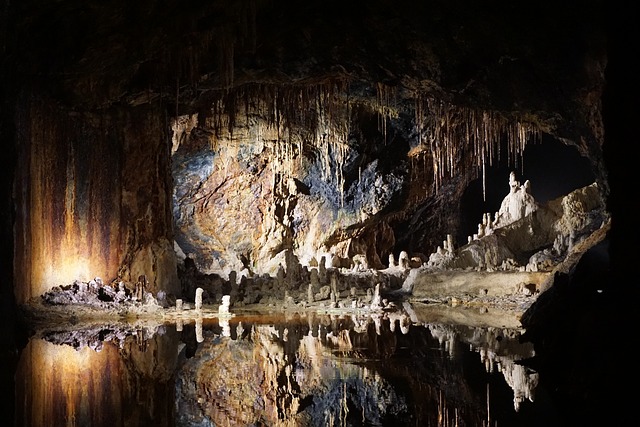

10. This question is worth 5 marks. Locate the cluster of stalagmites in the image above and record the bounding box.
[180,253,403,315]
[424,172,606,274]
[42,171,604,312]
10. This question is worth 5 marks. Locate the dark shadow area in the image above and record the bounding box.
[520,239,634,426]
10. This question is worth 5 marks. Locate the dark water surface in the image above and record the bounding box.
[10,303,613,427]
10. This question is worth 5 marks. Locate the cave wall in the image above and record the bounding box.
[1,0,609,302]
[170,83,412,277]
[13,93,179,304]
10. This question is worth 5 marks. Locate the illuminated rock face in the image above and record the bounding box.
[13,97,179,304]
[171,95,408,278]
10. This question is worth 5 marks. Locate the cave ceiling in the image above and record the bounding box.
[9,0,605,142]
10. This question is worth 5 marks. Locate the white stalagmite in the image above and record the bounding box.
[219,295,231,314]
[195,287,203,311]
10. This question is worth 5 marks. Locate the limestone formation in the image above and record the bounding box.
[276,265,285,289]
[318,256,327,284]
[220,317,231,337]
[195,317,204,343]
[316,285,331,301]
[307,283,314,304]
[135,275,147,301]
[228,270,237,287]
[310,268,319,288]
[195,287,203,311]
[370,283,382,310]
[219,295,231,314]
[398,251,410,269]
[352,254,369,272]
[115,281,127,302]
[493,172,538,228]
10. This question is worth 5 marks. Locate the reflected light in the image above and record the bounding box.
[16,338,124,427]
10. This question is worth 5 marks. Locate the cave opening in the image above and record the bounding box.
[458,133,595,247]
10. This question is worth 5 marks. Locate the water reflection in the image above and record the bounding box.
[16,307,546,426]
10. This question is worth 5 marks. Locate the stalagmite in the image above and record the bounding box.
[219,295,231,314]
[388,253,396,268]
[319,256,327,284]
[176,299,183,312]
[398,251,410,269]
[135,275,147,301]
[229,270,237,288]
[330,273,338,298]
[276,264,285,289]
[195,287,203,311]
[307,283,314,304]
[310,267,319,285]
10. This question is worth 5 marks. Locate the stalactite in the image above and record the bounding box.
[376,83,397,145]
[415,94,541,197]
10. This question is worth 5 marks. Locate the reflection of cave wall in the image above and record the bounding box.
[16,330,181,427]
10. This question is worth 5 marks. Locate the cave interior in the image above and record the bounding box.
[0,0,637,423]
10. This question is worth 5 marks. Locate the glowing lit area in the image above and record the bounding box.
[16,339,124,426]
[43,254,92,288]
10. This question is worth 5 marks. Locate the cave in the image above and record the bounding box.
[0,0,635,426]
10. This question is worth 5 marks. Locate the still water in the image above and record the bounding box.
[12,306,586,426]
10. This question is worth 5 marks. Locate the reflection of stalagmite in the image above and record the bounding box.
[500,358,539,412]
[220,318,231,337]
[373,315,382,335]
[370,283,382,309]
[195,317,204,343]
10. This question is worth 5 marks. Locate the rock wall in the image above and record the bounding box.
[171,85,410,278]
[13,93,179,304]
